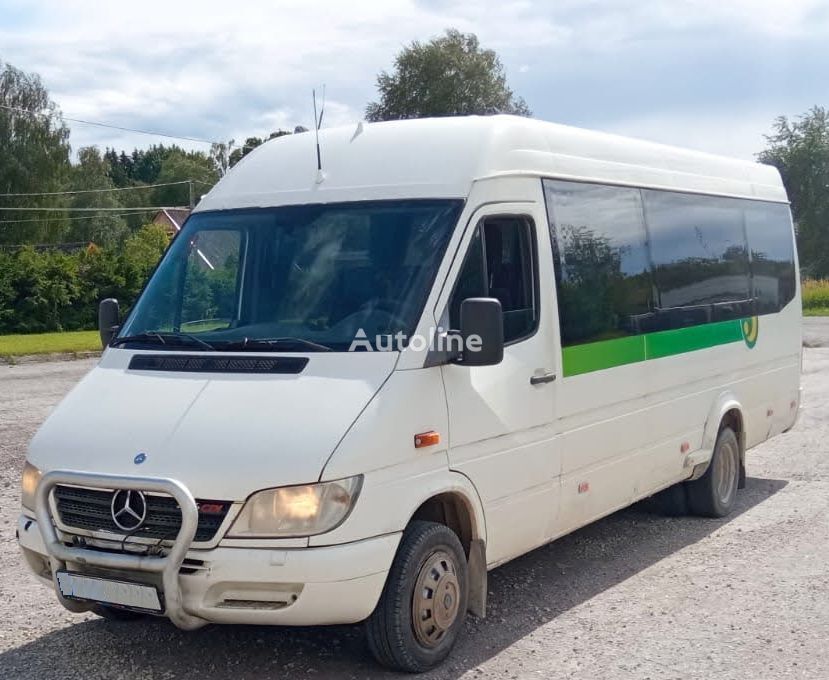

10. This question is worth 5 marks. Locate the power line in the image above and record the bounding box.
[0,206,185,213]
[0,179,208,198]
[0,103,221,146]
[0,211,153,225]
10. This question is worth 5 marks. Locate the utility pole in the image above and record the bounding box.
[188,180,195,209]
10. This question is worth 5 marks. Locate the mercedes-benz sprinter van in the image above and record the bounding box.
[18,116,801,672]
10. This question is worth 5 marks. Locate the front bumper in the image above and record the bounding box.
[20,470,400,628]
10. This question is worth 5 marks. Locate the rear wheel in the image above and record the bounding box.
[366,521,468,673]
[686,426,740,518]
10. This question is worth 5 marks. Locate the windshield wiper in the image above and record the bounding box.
[110,331,216,351]
[216,337,334,352]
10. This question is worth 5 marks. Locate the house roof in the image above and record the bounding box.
[153,208,191,231]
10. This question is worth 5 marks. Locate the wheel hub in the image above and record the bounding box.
[714,438,738,505]
[412,550,460,647]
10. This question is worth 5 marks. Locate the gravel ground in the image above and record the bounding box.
[1,336,828,679]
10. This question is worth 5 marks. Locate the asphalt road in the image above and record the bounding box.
[1,326,828,679]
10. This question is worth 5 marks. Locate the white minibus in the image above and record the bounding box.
[18,115,801,672]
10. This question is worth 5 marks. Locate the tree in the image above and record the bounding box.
[152,150,219,207]
[0,60,71,244]
[118,224,170,303]
[365,29,531,122]
[759,106,829,277]
[227,130,292,168]
[66,147,128,248]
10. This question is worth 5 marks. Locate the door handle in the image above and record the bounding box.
[530,371,557,385]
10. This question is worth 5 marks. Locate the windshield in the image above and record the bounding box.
[118,200,463,351]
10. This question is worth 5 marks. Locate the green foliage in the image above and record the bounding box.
[118,224,171,302]
[0,60,71,244]
[802,279,829,310]
[0,224,169,334]
[227,130,291,168]
[759,107,829,277]
[66,147,129,248]
[366,29,531,122]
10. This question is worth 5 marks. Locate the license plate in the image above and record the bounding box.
[56,571,163,613]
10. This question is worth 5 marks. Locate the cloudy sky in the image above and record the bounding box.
[1,0,826,160]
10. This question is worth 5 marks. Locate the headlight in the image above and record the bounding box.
[227,476,362,538]
[21,462,42,512]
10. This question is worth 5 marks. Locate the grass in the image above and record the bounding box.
[0,330,101,358]
[802,279,829,316]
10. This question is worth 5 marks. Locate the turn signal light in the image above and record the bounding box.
[414,431,441,449]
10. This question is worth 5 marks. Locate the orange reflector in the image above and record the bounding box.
[680,442,690,454]
[414,431,441,449]
[578,482,589,494]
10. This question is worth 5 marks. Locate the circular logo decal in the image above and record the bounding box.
[741,316,759,349]
[110,489,148,532]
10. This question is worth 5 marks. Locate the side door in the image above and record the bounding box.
[437,203,560,566]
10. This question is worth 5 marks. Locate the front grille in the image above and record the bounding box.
[53,485,230,543]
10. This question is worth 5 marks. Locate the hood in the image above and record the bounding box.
[28,349,398,500]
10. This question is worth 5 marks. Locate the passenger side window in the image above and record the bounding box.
[449,216,538,344]
[644,191,751,328]
[745,202,796,314]
[544,180,653,346]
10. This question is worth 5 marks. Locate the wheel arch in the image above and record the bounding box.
[697,393,746,487]
[405,474,488,618]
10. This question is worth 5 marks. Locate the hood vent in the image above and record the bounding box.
[128,354,308,374]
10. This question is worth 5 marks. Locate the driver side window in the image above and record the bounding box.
[449,216,538,344]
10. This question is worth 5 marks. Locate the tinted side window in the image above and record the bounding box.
[449,217,538,344]
[449,228,485,326]
[745,202,796,314]
[644,191,750,328]
[544,180,653,346]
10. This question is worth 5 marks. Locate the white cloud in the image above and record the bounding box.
[604,109,779,161]
[0,0,824,158]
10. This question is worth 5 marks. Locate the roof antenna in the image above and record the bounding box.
[313,86,326,184]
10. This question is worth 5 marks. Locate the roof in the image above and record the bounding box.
[195,115,786,213]
[152,208,191,231]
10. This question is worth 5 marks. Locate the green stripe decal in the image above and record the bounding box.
[562,319,746,377]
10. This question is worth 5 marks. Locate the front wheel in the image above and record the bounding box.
[686,426,741,518]
[366,521,468,673]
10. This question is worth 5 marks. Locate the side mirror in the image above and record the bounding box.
[455,297,504,367]
[98,298,120,348]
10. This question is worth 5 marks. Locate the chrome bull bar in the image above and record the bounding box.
[34,470,207,630]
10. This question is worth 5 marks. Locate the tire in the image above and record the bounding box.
[686,426,741,518]
[366,521,468,673]
[91,604,147,621]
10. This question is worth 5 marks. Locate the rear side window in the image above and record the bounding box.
[644,191,751,328]
[544,180,652,347]
[744,202,797,314]
[545,179,796,349]
[449,216,538,344]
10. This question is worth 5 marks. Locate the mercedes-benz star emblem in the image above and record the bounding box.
[110,489,148,532]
